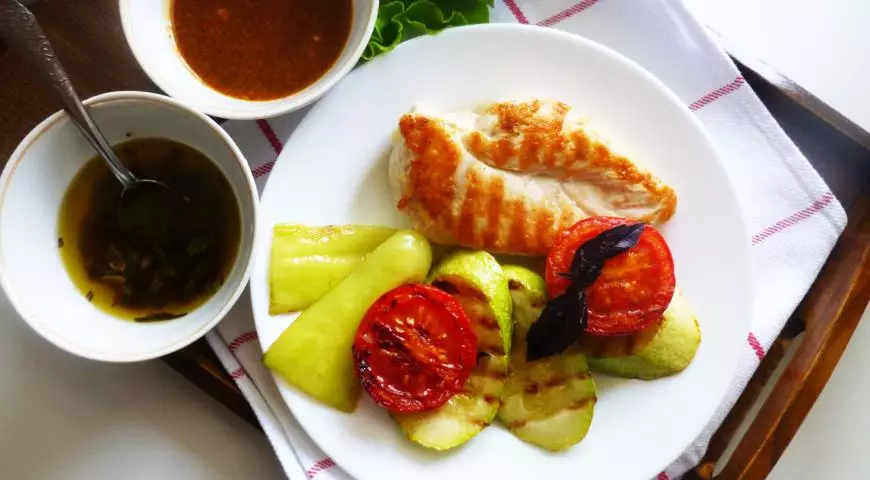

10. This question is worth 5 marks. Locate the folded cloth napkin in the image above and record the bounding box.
[208,1,848,478]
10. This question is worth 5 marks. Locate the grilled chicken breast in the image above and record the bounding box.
[389,99,677,255]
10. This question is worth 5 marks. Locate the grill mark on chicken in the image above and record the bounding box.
[482,175,505,248]
[457,168,481,247]
[490,99,569,171]
[469,102,676,221]
[398,115,459,230]
[507,197,528,253]
[533,205,556,253]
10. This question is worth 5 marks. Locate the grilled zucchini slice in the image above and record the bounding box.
[496,265,597,452]
[586,290,701,379]
[392,251,511,450]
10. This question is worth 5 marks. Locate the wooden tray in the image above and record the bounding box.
[1,1,868,478]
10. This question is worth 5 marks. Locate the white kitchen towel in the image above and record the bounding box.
[208,1,848,479]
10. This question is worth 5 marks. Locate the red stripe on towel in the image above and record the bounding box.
[256,119,283,154]
[228,330,259,353]
[502,0,530,24]
[688,76,746,111]
[751,192,835,245]
[252,160,275,178]
[748,332,765,360]
[307,457,337,478]
[253,119,282,178]
[537,0,602,27]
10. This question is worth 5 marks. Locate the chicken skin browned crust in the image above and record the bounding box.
[389,99,677,255]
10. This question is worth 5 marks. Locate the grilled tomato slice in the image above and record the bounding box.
[352,284,477,413]
[546,217,675,336]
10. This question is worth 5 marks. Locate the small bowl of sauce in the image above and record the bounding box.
[120,0,378,119]
[58,138,241,323]
[0,92,258,362]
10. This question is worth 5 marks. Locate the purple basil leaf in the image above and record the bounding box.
[592,223,645,256]
[526,287,587,361]
[569,223,644,287]
[533,222,645,361]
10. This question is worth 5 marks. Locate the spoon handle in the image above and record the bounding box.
[0,0,136,186]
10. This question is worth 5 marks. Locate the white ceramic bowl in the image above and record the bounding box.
[119,0,378,120]
[0,91,258,362]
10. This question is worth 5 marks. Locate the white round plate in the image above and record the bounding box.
[251,24,751,480]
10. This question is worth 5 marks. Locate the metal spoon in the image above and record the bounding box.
[0,0,178,200]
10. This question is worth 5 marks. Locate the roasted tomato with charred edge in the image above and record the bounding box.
[546,217,675,336]
[352,284,478,413]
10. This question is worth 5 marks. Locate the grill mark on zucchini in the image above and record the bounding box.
[431,279,487,301]
[545,370,590,387]
[497,266,597,451]
[431,280,459,295]
[395,252,512,451]
[505,398,596,429]
[476,324,506,355]
[580,318,662,357]
[462,358,508,395]
[567,398,595,411]
[522,370,591,394]
[445,280,506,356]
[585,290,702,379]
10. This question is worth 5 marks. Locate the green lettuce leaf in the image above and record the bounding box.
[362,0,494,61]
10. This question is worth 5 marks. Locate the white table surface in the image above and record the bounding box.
[0,290,283,480]
[685,0,870,132]
[769,303,870,479]
[2,1,868,479]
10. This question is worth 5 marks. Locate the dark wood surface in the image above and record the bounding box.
[1,1,868,478]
